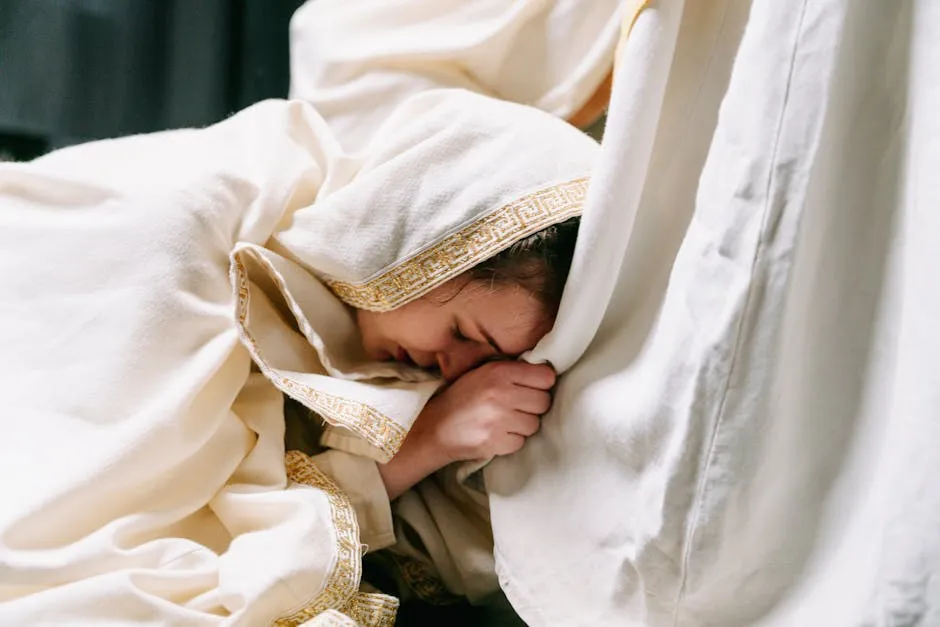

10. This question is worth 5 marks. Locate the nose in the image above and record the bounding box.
[407,349,437,371]
[437,347,486,382]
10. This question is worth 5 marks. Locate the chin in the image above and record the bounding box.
[375,350,393,362]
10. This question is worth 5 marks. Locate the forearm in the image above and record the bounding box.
[378,428,452,500]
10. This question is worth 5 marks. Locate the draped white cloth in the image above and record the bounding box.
[0,90,597,625]
[289,0,624,152]
[294,0,940,624]
[490,1,940,625]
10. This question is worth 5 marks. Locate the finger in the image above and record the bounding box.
[489,361,556,390]
[506,411,541,437]
[492,433,526,457]
[508,387,552,415]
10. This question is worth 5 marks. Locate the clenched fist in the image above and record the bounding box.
[378,361,556,499]
[422,360,555,461]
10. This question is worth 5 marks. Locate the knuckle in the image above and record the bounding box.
[537,365,557,387]
[512,362,556,388]
[538,393,553,413]
[494,360,523,377]
[475,407,499,428]
[468,431,489,451]
[486,411,510,430]
[480,387,501,404]
[482,360,509,376]
[487,382,514,402]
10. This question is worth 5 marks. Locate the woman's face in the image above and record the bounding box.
[356,277,552,382]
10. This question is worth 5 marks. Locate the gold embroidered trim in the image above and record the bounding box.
[298,609,361,627]
[280,378,406,459]
[272,451,363,626]
[328,177,590,312]
[342,592,399,627]
[392,553,461,606]
[233,255,407,458]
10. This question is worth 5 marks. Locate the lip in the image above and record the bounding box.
[396,346,409,364]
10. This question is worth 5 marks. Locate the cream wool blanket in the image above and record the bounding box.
[0,101,396,626]
[0,89,599,624]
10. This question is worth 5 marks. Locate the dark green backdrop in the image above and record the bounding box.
[0,0,306,159]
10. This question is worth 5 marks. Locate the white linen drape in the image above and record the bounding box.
[489,1,940,625]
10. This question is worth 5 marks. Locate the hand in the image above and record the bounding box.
[378,361,556,499]
[420,360,556,462]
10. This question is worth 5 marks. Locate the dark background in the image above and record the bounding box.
[0,0,306,161]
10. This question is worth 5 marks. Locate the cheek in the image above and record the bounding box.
[355,310,381,347]
[358,310,406,345]
[359,306,429,346]
[390,305,455,351]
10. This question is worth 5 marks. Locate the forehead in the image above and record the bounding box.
[447,281,553,353]
[455,280,539,316]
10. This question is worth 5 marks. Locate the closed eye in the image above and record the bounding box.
[452,324,471,343]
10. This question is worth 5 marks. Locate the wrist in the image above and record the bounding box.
[377,413,453,500]
[401,422,454,471]
[408,398,459,465]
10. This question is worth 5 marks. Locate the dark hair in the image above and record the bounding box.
[468,216,580,313]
